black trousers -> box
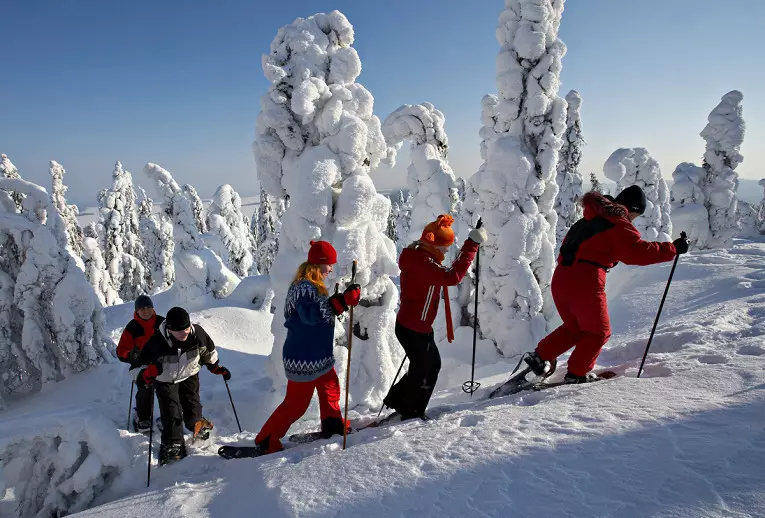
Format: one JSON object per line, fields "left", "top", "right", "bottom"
{"left": 134, "top": 383, "right": 154, "bottom": 422}
{"left": 154, "top": 374, "right": 203, "bottom": 445}
{"left": 384, "top": 323, "right": 441, "bottom": 418}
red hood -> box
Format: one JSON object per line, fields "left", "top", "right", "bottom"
{"left": 582, "top": 192, "right": 628, "bottom": 221}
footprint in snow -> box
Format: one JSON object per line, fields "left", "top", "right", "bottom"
{"left": 737, "top": 345, "right": 765, "bottom": 356}
{"left": 640, "top": 364, "right": 672, "bottom": 378}
{"left": 458, "top": 415, "right": 485, "bottom": 427}
{"left": 695, "top": 354, "right": 729, "bottom": 365}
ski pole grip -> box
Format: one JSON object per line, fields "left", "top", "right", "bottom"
{"left": 680, "top": 231, "right": 687, "bottom": 240}
{"left": 334, "top": 283, "right": 340, "bottom": 295}
{"left": 351, "top": 260, "right": 357, "bottom": 284}
{"left": 476, "top": 217, "right": 483, "bottom": 229}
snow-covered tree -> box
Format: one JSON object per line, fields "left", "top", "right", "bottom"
{"left": 589, "top": 172, "right": 606, "bottom": 194}
{"left": 253, "top": 11, "right": 401, "bottom": 407}
{"left": 247, "top": 213, "right": 260, "bottom": 275}
{"left": 460, "top": 0, "right": 567, "bottom": 356}
{"left": 700, "top": 90, "right": 745, "bottom": 247}
{"left": 137, "top": 187, "right": 174, "bottom": 291}
{"left": 382, "top": 103, "right": 458, "bottom": 242}
{"left": 758, "top": 179, "right": 765, "bottom": 235}
{"left": 394, "top": 190, "right": 412, "bottom": 254}
{"left": 49, "top": 160, "right": 84, "bottom": 258}
{"left": 385, "top": 195, "right": 398, "bottom": 243}
{"left": 604, "top": 148, "right": 672, "bottom": 241}
{"left": 1, "top": 153, "right": 24, "bottom": 211}
{"left": 144, "top": 163, "right": 239, "bottom": 301}
{"left": 256, "top": 188, "right": 278, "bottom": 275}
{"left": 82, "top": 236, "right": 120, "bottom": 306}
{"left": 206, "top": 184, "right": 254, "bottom": 277}
{"left": 182, "top": 184, "right": 207, "bottom": 234}
{"left": 97, "top": 162, "right": 150, "bottom": 301}
{"left": 555, "top": 90, "right": 585, "bottom": 249}
{"left": 670, "top": 162, "right": 710, "bottom": 245}
{"left": 0, "top": 177, "right": 112, "bottom": 406}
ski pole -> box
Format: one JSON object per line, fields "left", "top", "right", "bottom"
{"left": 224, "top": 378, "right": 242, "bottom": 433}
{"left": 126, "top": 381, "right": 134, "bottom": 431}
{"left": 377, "top": 355, "right": 407, "bottom": 418}
{"left": 637, "top": 231, "right": 686, "bottom": 378}
{"left": 343, "top": 260, "right": 357, "bottom": 450}
{"left": 462, "top": 217, "right": 483, "bottom": 396}
{"left": 147, "top": 385, "right": 155, "bottom": 488}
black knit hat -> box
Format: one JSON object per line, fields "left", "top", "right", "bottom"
{"left": 134, "top": 295, "right": 153, "bottom": 311}
{"left": 615, "top": 185, "right": 647, "bottom": 215}
{"left": 166, "top": 307, "right": 191, "bottom": 331}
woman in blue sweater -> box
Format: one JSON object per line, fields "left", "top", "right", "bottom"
{"left": 254, "top": 240, "right": 361, "bottom": 454}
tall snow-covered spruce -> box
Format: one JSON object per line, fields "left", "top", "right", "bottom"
{"left": 604, "top": 148, "right": 672, "bottom": 241}
{"left": 49, "top": 160, "right": 84, "bottom": 259}
{"left": 144, "top": 163, "right": 239, "bottom": 301}
{"left": 0, "top": 177, "right": 112, "bottom": 407}
{"left": 252, "top": 11, "right": 401, "bottom": 407}
{"left": 182, "top": 184, "right": 208, "bottom": 234}
{"left": 256, "top": 188, "right": 278, "bottom": 275}
{"left": 554, "top": 90, "right": 584, "bottom": 249}
{"left": 461, "top": 0, "right": 567, "bottom": 356}
{"left": 206, "top": 184, "right": 254, "bottom": 277}
{"left": 1, "top": 154, "right": 24, "bottom": 211}
{"left": 137, "top": 187, "right": 174, "bottom": 291}
{"left": 700, "top": 90, "right": 745, "bottom": 247}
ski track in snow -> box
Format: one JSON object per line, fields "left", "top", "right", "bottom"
{"left": 3, "top": 239, "right": 765, "bottom": 517}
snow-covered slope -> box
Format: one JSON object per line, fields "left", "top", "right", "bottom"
{"left": 3, "top": 240, "right": 765, "bottom": 517}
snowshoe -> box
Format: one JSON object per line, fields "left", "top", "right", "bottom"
{"left": 193, "top": 417, "right": 214, "bottom": 442}
{"left": 523, "top": 351, "right": 557, "bottom": 377}
{"left": 564, "top": 372, "right": 604, "bottom": 384}
{"left": 133, "top": 418, "right": 152, "bottom": 434}
{"left": 218, "top": 441, "right": 269, "bottom": 460}
{"left": 531, "top": 370, "right": 618, "bottom": 391}
{"left": 159, "top": 443, "right": 187, "bottom": 466}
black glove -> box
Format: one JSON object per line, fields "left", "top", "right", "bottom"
{"left": 673, "top": 236, "right": 689, "bottom": 255}
{"left": 208, "top": 363, "right": 231, "bottom": 381}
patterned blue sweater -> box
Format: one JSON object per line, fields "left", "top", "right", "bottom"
{"left": 282, "top": 280, "right": 336, "bottom": 382}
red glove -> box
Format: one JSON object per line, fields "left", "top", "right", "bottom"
{"left": 343, "top": 284, "right": 361, "bottom": 307}
{"left": 208, "top": 363, "right": 231, "bottom": 381}
{"left": 139, "top": 364, "right": 159, "bottom": 387}
{"left": 329, "top": 293, "right": 347, "bottom": 315}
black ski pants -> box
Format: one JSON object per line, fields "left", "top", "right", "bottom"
{"left": 384, "top": 322, "right": 441, "bottom": 418}
{"left": 155, "top": 374, "right": 203, "bottom": 445}
{"left": 134, "top": 382, "right": 153, "bottom": 422}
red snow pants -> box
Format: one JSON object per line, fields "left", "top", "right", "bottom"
{"left": 255, "top": 368, "right": 344, "bottom": 453}
{"left": 535, "top": 264, "right": 612, "bottom": 376}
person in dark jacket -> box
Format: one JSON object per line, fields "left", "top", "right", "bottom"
{"left": 116, "top": 295, "right": 164, "bottom": 433}
{"left": 384, "top": 214, "right": 487, "bottom": 420}
{"left": 254, "top": 240, "right": 361, "bottom": 455}
{"left": 523, "top": 186, "right": 689, "bottom": 383}
{"left": 131, "top": 306, "right": 231, "bottom": 466}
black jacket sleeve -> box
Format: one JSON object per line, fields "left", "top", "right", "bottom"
{"left": 194, "top": 325, "right": 220, "bottom": 366}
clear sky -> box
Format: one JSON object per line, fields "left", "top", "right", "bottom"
{"left": 2, "top": 0, "right": 763, "bottom": 207}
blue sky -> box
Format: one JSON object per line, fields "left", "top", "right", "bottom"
{"left": 2, "top": 0, "right": 763, "bottom": 207}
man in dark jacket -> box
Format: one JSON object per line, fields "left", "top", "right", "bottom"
{"left": 523, "top": 186, "right": 689, "bottom": 383}
{"left": 131, "top": 306, "right": 231, "bottom": 466}
{"left": 117, "top": 295, "right": 163, "bottom": 433}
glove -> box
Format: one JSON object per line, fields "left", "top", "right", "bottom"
{"left": 208, "top": 363, "right": 231, "bottom": 381}
{"left": 138, "top": 364, "right": 159, "bottom": 388}
{"left": 127, "top": 347, "right": 141, "bottom": 365}
{"left": 329, "top": 293, "right": 348, "bottom": 315}
{"left": 468, "top": 227, "right": 488, "bottom": 245}
{"left": 343, "top": 284, "right": 361, "bottom": 308}
{"left": 672, "top": 236, "right": 689, "bottom": 255}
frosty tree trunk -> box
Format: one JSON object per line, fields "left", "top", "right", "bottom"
{"left": 554, "top": 90, "right": 584, "bottom": 250}
{"left": 604, "top": 148, "right": 672, "bottom": 241}
{"left": 460, "top": 0, "right": 567, "bottom": 356}
{"left": 253, "top": 11, "right": 401, "bottom": 408}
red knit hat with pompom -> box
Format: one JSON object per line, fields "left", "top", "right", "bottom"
{"left": 420, "top": 215, "right": 455, "bottom": 247}
{"left": 307, "top": 240, "right": 337, "bottom": 265}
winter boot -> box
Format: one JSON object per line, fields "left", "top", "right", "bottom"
{"left": 320, "top": 417, "right": 349, "bottom": 439}
{"left": 523, "top": 352, "right": 556, "bottom": 378}
{"left": 133, "top": 418, "right": 152, "bottom": 434}
{"left": 563, "top": 372, "right": 599, "bottom": 384}
{"left": 193, "top": 417, "right": 214, "bottom": 442}
{"left": 159, "top": 443, "right": 187, "bottom": 466}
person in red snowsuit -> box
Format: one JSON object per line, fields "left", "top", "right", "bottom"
{"left": 384, "top": 215, "right": 488, "bottom": 419}
{"left": 254, "top": 241, "right": 361, "bottom": 454}
{"left": 524, "top": 186, "right": 689, "bottom": 383}
{"left": 116, "top": 295, "right": 164, "bottom": 433}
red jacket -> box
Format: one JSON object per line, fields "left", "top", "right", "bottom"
{"left": 116, "top": 312, "right": 164, "bottom": 363}
{"left": 397, "top": 239, "right": 479, "bottom": 334}
{"left": 558, "top": 192, "right": 677, "bottom": 272}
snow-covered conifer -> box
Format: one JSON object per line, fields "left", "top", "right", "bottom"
{"left": 137, "top": 188, "right": 174, "bottom": 291}
{"left": 0, "top": 177, "right": 112, "bottom": 404}
{"left": 256, "top": 188, "right": 278, "bottom": 275}
{"left": 555, "top": 90, "right": 585, "bottom": 248}
{"left": 144, "top": 163, "right": 239, "bottom": 300}
{"left": 382, "top": 103, "right": 458, "bottom": 242}
{"left": 82, "top": 237, "right": 120, "bottom": 306}
{"left": 253, "top": 11, "right": 400, "bottom": 407}
{"left": 604, "top": 148, "right": 672, "bottom": 241}
{"left": 206, "top": 184, "right": 254, "bottom": 277}
{"left": 385, "top": 195, "right": 398, "bottom": 243}
{"left": 589, "top": 173, "right": 606, "bottom": 194}
{"left": 1, "top": 153, "right": 24, "bottom": 211}
{"left": 700, "top": 90, "right": 745, "bottom": 247}
{"left": 460, "top": 0, "right": 567, "bottom": 356}
{"left": 394, "top": 190, "right": 412, "bottom": 254}
{"left": 182, "top": 184, "right": 208, "bottom": 234}
{"left": 49, "top": 160, "right": 84, "bottom": 258}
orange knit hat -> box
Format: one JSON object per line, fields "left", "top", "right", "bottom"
{"left": 420, "top": 215, "right": 455, "bottom": 247}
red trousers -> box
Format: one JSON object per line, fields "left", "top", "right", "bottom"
{"left": 536, "top": 265, "right": 612, "bottom": 376}
{"left": 255, "top": 368, "right": 343, "bottom": 453}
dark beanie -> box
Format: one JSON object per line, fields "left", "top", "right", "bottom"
{"left": 614, "top": 185, "right": 647, "bottom": 215}
{"left": 134, "top": 295, "right": 153, "bottom": 311}
{"left": 166, "top": 307, "right": 191, "bottom": 331}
